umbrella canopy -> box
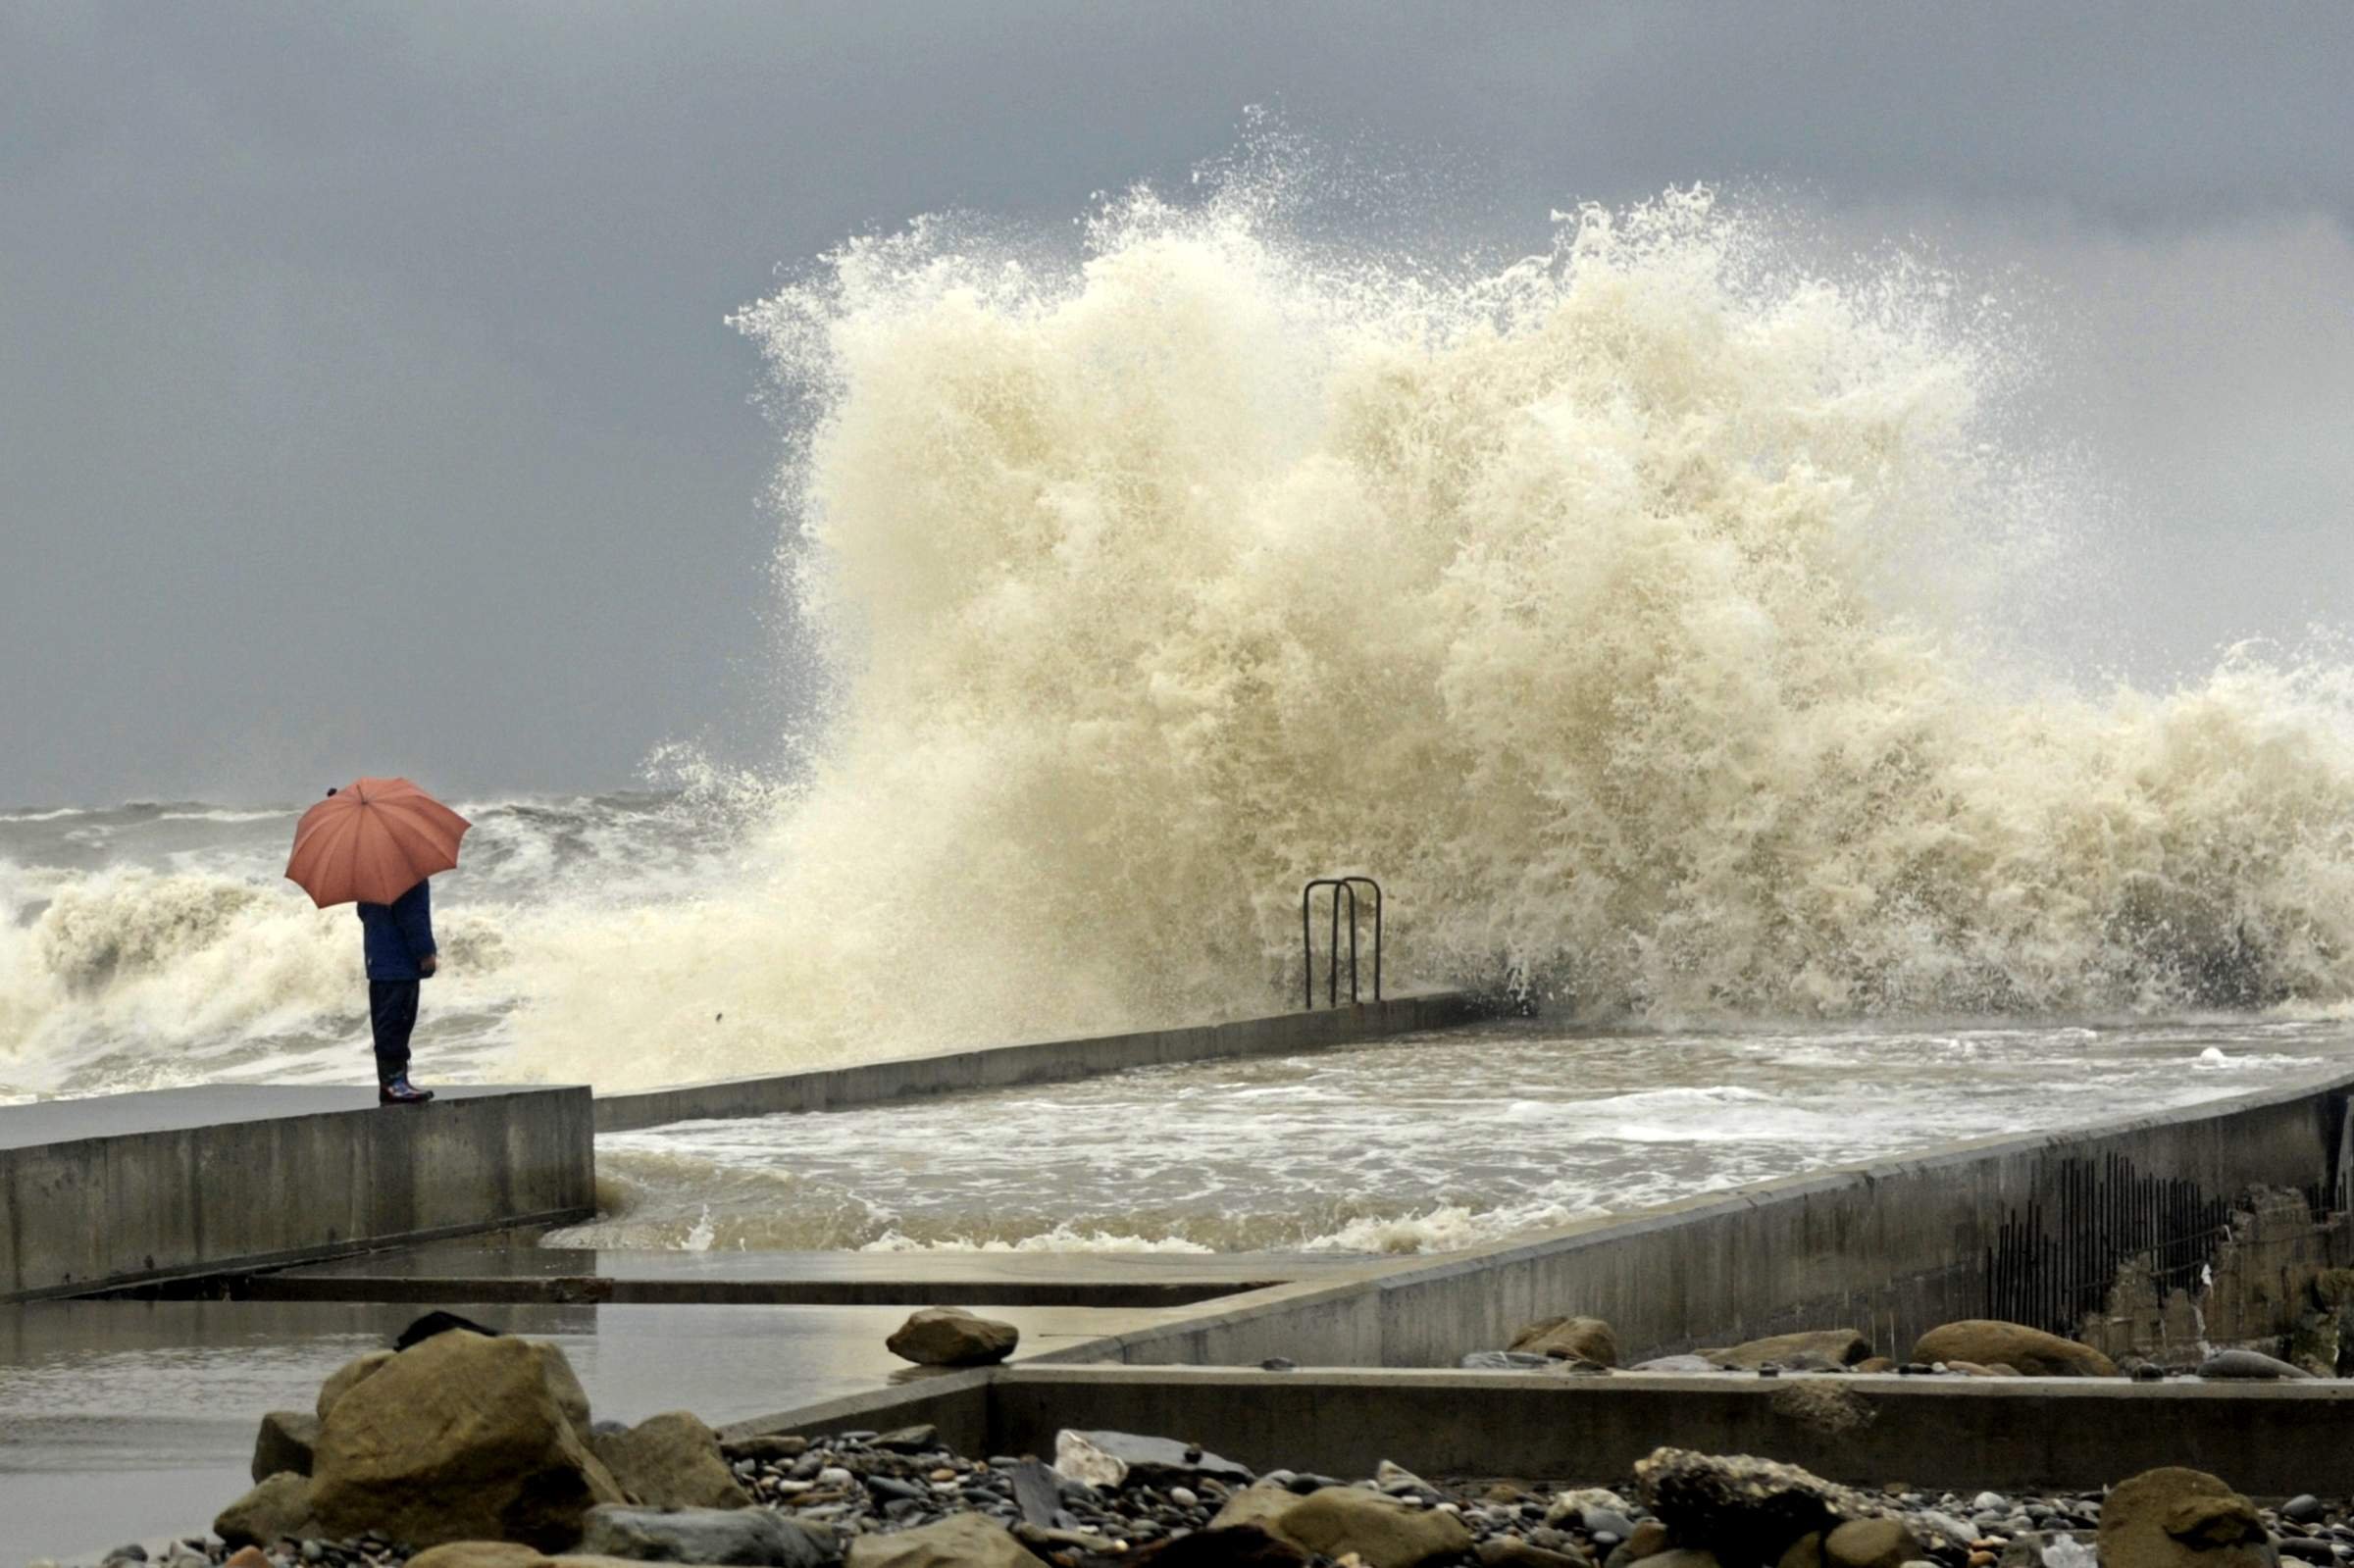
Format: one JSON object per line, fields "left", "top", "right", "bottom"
{"left": 285, "top": 777, "right": 470, "bottom": 908}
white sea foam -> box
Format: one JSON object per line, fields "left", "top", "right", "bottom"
{"left": 486, "top": 177, "right": 2354, "bottom": 1089}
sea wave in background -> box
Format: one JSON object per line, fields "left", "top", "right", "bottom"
{"left": 10, "top": 171, "right": 2354, "bottom": 1100}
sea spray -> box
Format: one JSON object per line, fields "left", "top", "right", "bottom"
{"left": 9, "top": 178, "right": 2354, "bottom": 1102}
{"left": 499, "top": 182, "right": 2354, "bottom": 1087}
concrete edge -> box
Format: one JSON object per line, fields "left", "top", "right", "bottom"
{"left": 61, "top": 1206, "right": 600, "bottom": 1306}
{"left": 593, "top": 990, "right": 1494, "bottom": 1133}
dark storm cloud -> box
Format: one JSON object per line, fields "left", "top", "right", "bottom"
{"left": 2, "top": 2, "right": 2349, "bottom": 803}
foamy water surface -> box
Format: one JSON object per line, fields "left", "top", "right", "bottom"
{"left": 558, "top": 1017, "right": 2354, "bottom": 1255}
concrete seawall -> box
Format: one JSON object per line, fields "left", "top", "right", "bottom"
{"left": 1054, "top": 1062, "right": 2354, "bottom": 1371}
{"left": 0, "top": 1086, "right": 595, "bottom": 1303}
{"left": 594, "top": 990, "right": 1489, "bottom": 1133}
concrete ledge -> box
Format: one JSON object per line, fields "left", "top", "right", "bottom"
{"left": 721, "top": 1368, "right": 997, "bottom": 1456}
{"left": 594, "top": 991, "right": 1492, "bottom": 1133}
{"left": 1059, "top": 1062, "right": 2354, "bottom": 1372}
{"left": 983, "top": 1366, "right": 2354, "bottom": 1496}
{"left": 0, "top": 1086, "right": 595, "bottom": 1302}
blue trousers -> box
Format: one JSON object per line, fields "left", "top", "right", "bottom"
{"left": 369, "top": 979, "right": 419, "bottom": 1087}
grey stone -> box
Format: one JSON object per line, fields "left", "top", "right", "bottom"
{"left": 1461, "top": 1350, "right": 1557, "bottom": 1371}
{"left": 1053, "top": 1429, "right": 1251, "bottom": 1490}
{"left": 2197, "top": 1348, "right": 2316, "bottom": 1381}
{"left": 1011, "top": 1457, "right": 1061, "bottom": 1527}
{"left": 251, "top": 1409, "right": 320, "bottom": 1483}
{"left": 581, "top": 1502, "right": 837, "bottom": 1565}
{"left": 2286, "top": 1497, "right": 2327, "bottom": 1525}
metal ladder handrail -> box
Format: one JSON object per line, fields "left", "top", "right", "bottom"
{"left": 1301, "top": 876, "right": 1383, "bottom": 1008}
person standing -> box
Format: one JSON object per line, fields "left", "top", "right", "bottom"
{"left": 357, "top": 875, "right": 438, "bottom": 1105}
{"left": 286, "top": 779, "right": 470, "bottom": 1105}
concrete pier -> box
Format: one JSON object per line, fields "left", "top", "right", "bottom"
{"left": 0, "top": 1085, "right": 594, "bottom": 1302}
{"left": 594, "top": 990, "right": 1488, "bottom": 1132}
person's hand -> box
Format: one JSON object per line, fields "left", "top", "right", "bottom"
{"left": 419, "top": 953, "right": 438, "bottom": 978}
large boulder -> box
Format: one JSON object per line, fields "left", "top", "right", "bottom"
{"left": 845, "top": 1514, "right": 1049, "bottom": 1567}
{"left": 1910, "top": 1322, "right": 2116, "bottom": 1378}
{"left": 316, "top": 1349, "right": 396, "bottom": 1420}
{"left": 579, "top": 1503, "right": 835, "bottom": 1565}
{"left": 215, "top": 1472, "right": 319, "bottom": 1548}
{"left": 589, "top": 1411, "right": 750, "bottom": 1509}
{"left": 1052, "top": 1429, "right": 1253, "bottom": 1490}
{"left": 1634, "top": 1448, "right": 1873, "bottom": 1566}
{"left": 1702, "top": 1331, "right": 1871, "bottom": 1371}
{"left": 885, "top": 1307, "right": 1020, "bottom": 1367}
{"left": 309, "top": 1330, "right": 625, "bottom": 1550}
{"left": 2098, "top": 1467, "right": 2277, "bottom": 1568}
{"left": 251, "top": 1409, "right": 320, "bottom": 1482}
{"left": 1510, "top": 1316, "right": 1620, "bottom": 1366}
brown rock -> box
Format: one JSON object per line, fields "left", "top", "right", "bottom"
{"left": 589, "top": 1410, "right": 748, "bottom": 1510}
{"left": 1510, "top": 1315, "right": 1621, "bottom": 1366}
{"left": 885, "top": 1306, "right": 1021, "bottom": 1367}
{"left": 215, "top": 1472, "right": 319, "bottom": 1549}
{"left": 846, "top": 1513, "right": 1049, "bottom": 1566}
{"left": 1778, "top": 1534, "right": 1824, "bottom": 1568}
{"left": 1702, "top": 1331, "right": 1871, "bottom": 1371}
{"left": 309, "top": 1331, "right": 624, "bottom": 1550}
{"left": 224, "top": 1551, "right": 275, "bottom": 1568}
{"left": 1273, "top": 1486, "right": 1476, "bottom": 1568}
{"left": 406, "top": 1547, "right": 549, "bottom": 1568}
{"left": 252, "top": 1408, "right": 321, "bottom": 1482}
{"left": 1910, "top": 1321, "right": 2117, "bottom": 1378}
{"left": 1643, "top": 1553, "right": 1726, "bottom": 1568}
{"left": 1853, "top": 1358, "right": 1896, "bottom": 1375}
{"left": 1483, "top": 1542, "right": 1596, "bottom": 1567}
{"left": 1212, "top": 1479, "right": 1305, "bottom": 1533}
{"left": 2099, "top": 1467, "right": 2275, "bottom": 1568}
{"left": 1825, "top": 1519, "right": 1922, "bottom": 1568}
{"left": 316, "top": 1348, "right": 396, "bottom": 1420}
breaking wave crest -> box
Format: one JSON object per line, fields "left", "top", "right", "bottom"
{"left": 507, "top": 178, "right": 2354, "bottom": 1087}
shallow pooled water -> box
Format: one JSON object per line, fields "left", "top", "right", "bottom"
{"left": 559, "top": 1016, "right": 2354, "bottom": 1255}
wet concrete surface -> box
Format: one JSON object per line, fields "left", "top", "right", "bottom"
{"left": 233, "top": 1231, "right": 1373, "bottom": 1306}
{"left": 1, "top": 1295, "right": 1152, "bottom": 1559}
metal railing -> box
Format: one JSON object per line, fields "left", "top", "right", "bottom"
{"left": 1301, "top": 877, "right": 1382, "bottom": 1009}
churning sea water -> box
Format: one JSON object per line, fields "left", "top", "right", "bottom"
{"left": 11, "top": 181, "right": 2354, "bottom": 1249}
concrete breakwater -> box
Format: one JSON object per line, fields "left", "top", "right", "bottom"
{"left": 0, "top": 1086, "right": 595, "bottom": 1304}
{"left": 1014, "top": 1058, "right": 2354, "bottom": 1373}
{"left": 0, "top": 993, "right": 1485, "bottom": 1304}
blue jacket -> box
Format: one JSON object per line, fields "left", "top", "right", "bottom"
{"left": 357, "top": 880, "right": 437, "bottom": 982}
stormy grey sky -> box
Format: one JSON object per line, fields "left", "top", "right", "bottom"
{"left": 3, "top": 3, "right": 2350, "bottom": 806}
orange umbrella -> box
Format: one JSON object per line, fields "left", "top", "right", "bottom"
{"left": 285, "top": 777, "right": 471, "bottom": 908}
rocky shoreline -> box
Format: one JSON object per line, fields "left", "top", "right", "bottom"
{"left": 63, "top": 1419, "right": 2349, "bottom": 1568}
{"left": 50, "top": 1308, "right": 2349, "bottom": 1568}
